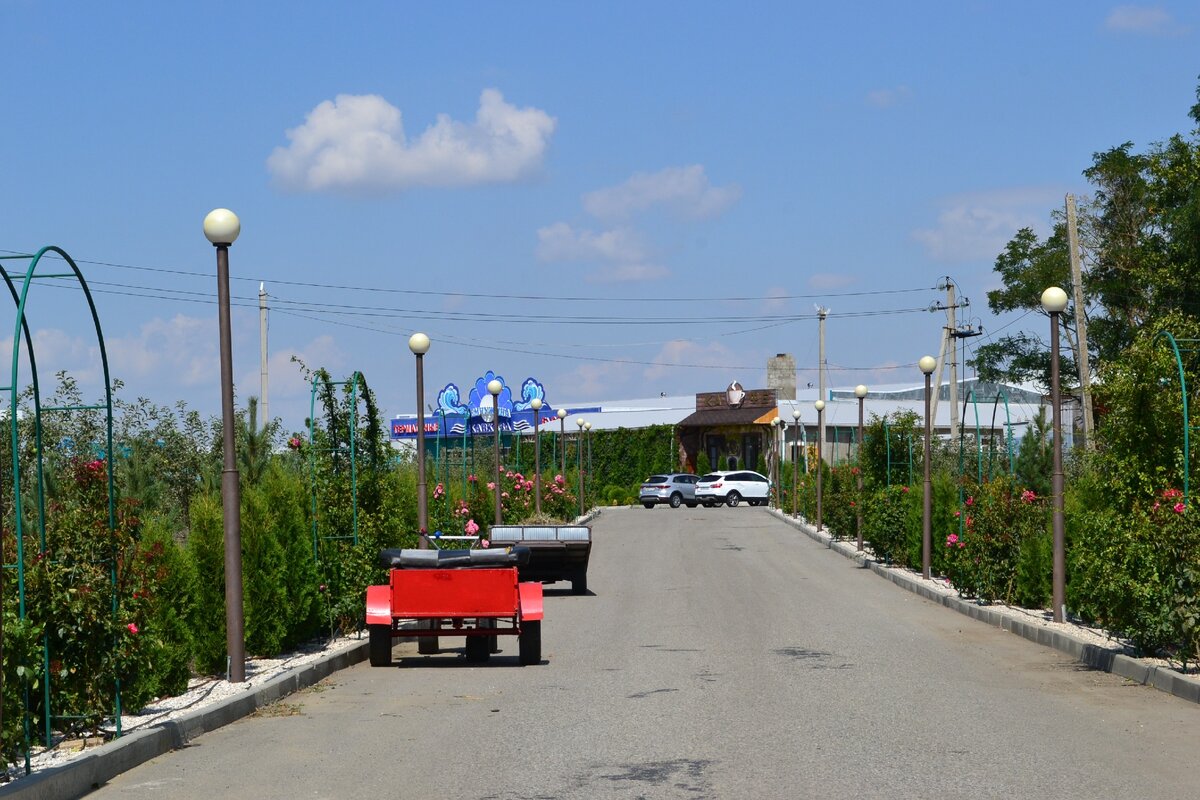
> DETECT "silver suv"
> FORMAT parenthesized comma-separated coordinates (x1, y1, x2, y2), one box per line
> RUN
(639, 473, 700, 508)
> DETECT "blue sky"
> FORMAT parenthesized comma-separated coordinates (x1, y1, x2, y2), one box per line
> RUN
(2, 2, 1198, 431)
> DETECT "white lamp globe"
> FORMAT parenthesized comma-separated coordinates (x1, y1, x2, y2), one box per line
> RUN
(1041, 286, 1069, 313)
(487, 379, 503, 396)
(814, 400, 825, 412)
(585, 422, 592, 431)
(919, 356, 937, 374)
(531, 397, 543, 411)
(557, 408, 567, 420)
(792, 409, 801, 421)
(408, 333, 430, 355)
(855, 384, 868, 398)
(203, 208, 240, 245)
(576, 418, 585, 429)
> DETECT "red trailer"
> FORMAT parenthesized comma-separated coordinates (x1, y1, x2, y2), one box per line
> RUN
(365, 547, 544, 666)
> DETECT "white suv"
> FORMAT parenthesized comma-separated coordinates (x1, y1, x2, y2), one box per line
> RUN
(695, 471, 771, 507)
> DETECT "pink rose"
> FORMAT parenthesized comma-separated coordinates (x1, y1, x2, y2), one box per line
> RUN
(465, 519, 480, 535)
(1174, 502, 1186, 514)
(126, 623, 139, 635)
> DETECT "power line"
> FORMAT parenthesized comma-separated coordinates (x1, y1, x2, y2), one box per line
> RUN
(1, 248, 936, 304)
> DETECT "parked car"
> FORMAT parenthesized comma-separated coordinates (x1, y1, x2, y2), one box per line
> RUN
(639, 473, 700, 508)
(695, 470, 771, 507)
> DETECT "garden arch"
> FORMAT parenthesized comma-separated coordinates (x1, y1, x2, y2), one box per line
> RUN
(1157, 330, 1196, 505)
(1, 246, 119, 769)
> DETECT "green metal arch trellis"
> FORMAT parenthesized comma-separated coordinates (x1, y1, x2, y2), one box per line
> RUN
(1, 246, 119, 770)
(1157, 330, 1194, 505)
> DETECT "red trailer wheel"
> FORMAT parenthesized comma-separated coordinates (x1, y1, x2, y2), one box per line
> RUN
(369, 624, 392, 667)
(519, 620, 541, 665)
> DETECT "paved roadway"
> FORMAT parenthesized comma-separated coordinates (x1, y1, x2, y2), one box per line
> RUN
(91, 507, 1200, 799)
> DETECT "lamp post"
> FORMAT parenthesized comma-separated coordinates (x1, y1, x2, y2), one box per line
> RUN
(919, 355, 937, 579)
(204, 208, 246, 684)
(814, 400, 825, 531)
(1042, 286, 1069, 622)
(488, 379, 503, 525)
(584, 421, 593, 503)
(557, 408, 568, 476)
(531, 397, 543, 515)
(771, 417, 781, 507)
(409, 333, 431, 548)
(792, 408, 801, 517)
(855, 384, 868, 551)
(576, 418, 586, 517)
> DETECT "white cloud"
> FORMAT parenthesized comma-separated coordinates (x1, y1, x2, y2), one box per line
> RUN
(912, 187, 1064, 263)
(267, 89, 557, 193)
(763, 287, 790, 313)
(107, 314, 218, 387)
(582, 165, 741, 220)
(866, 85, 912, 108)
(588, 263, 671, 283)
(808, 273, 857, 291)
(642, 340, 735, 382)
(1105, 5, 1183, 34)
(536, 223, 647, 263)
(535, 223, 667, 282)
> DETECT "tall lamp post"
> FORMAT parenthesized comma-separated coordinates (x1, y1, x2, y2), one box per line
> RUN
(919, 355, 937, 579)
(1041, 286, 1069, 622)
(855, 384, 868, 551)
(204, 208, 246, 684)
(584, 421, 593, 503)
(488, 379, 503, 525)
(409, 333, 431, 548)
(792, 408, 801, 517)
(576, 418, 586, 517)
(814, 400, 825, 531)
(557, 408, 568, 476)
(531, 397, 543, 515)
(771, 417, 782, 507)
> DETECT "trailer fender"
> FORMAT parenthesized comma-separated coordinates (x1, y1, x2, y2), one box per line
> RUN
(518, 581, 544, 621)
(365, 584, 392, 625)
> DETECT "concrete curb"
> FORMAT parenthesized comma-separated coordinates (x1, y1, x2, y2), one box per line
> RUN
(767, 508, 1200, 705)
(1, 639, 369, 800)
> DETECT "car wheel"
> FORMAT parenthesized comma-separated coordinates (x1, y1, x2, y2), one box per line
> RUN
(669, 493, 682, 508)
(368, 624, 392, 667)
(726, 491, 741, 507)
(642, 502, 654, 509)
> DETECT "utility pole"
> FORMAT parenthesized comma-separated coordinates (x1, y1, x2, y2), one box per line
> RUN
(1065, 194, 1094, 448)
(947, 280, 958, 442)
(259, 282, 269, 430)
(816, 306, 829, 451)
(930, 278, 971, 441)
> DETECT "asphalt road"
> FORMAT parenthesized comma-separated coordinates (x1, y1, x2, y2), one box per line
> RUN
(90, 507, 1200, 799)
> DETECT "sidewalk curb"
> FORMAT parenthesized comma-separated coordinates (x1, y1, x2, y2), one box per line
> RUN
(0, 639, 369, 800)
(767, 508, 1200, 705)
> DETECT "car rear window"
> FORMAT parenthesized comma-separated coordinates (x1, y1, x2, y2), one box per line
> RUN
(644, 475, 668, 483)
(699, 474, 722, 482)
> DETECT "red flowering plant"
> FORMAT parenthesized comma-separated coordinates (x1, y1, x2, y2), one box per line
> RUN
(1145, 488, 1200, 669)
(18, 455, 156, 740)
(942, 475, 1046, 604)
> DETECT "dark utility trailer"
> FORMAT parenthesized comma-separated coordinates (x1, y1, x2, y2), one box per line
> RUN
(365, 547, 544, 666)
(487, 525, 592, 595)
